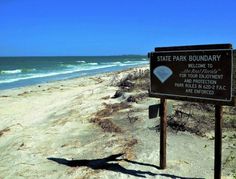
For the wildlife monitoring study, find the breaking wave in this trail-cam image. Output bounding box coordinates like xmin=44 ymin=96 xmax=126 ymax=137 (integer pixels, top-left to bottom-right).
xmin=0 ymin=57 xmax=148 ymax=86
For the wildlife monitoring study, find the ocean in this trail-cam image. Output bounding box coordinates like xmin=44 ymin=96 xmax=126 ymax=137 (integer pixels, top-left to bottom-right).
xmin=0 ymin=55 xmax=148 ymax=90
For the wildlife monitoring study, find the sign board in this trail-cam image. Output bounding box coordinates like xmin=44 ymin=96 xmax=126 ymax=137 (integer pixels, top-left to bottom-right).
xmin=148 ymin=44 xmax=235 ymax=178
xmin=149 ymin=44 xmax=235 ymax=106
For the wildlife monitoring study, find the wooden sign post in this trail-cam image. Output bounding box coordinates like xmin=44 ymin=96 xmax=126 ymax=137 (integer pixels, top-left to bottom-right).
xmin=149 ymin=44 xmax=235 ymax=179
xmin=160 ymin=98 xmax=167 ymax=169
xmin=215 ymin=104 xmax=223 ymax=179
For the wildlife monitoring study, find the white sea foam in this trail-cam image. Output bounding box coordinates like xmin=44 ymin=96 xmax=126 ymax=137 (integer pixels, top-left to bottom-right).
xmin=0 ymin=59 xmax=148 ymax=85
xmin=0 ymin=64 xmax=116 ymax=84
xmin=112 ymin=62 xmax=122 ymax=65
xmin=100 ymin=60 xmax=148 ymax=67
xmin=64 ymin=64 xmax=78 ymax=68
xmin=1 ymin=69 xmax=22 ymax=74
xmin=76 ymin=60 xmax=86 ymax=63
xmin=124 ymin=61 xmax=131 ymax=63
xmin=87 ymin=62 xmax=98 ymax=65
xmin=123 ymin=60 xmax=148 ymax=65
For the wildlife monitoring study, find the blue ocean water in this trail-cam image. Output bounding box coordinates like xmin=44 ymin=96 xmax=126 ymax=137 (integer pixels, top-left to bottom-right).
xmin=0 ymin=55 xmax=148 ymax=90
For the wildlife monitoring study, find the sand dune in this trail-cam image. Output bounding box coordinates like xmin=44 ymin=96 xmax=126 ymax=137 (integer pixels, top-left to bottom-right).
xmin=0 ymin=66 xmax=235 ymax=179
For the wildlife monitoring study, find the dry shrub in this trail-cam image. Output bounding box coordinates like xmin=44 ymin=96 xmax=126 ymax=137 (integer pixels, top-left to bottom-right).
xmin=171 ymin=102 xmax=236 ymax=136
xmin=125 ymin=139 xmax=138 ymax=148
xmin=0 ymin=95 xmax=9 ymax=98
xmin=111 ymin=90 xmax=124 ymax=99
xmin=115 ymin=69 xmax=150 ymax=92
xmin=167 ymin=115 xmax=214 ymax=137
xmin=90 ymin=102 xmax=131 ymax=133
xmin=90 ymin=77 xmax=104 ymax=84
xmin=181 ymin=102 xmax=214 ymax=112
xmin=0 ymin=127 xmax=10 ymax=137
xmin=90 ymin=118 xmax=122 ymax=133
xmin=118 ymin=79 xmax=134 ymax=92
xmin=101 ymin=96 xmax=110 ymax=100
xmin=127 ymin=96 xmax=137 ymax=103
xmin=122 ymin=138 xmax=138 ymax=160
xmin=96 ymin=103 xmax=131 ymax=118
xmin=127 ymin=110 xmax=139 ymax=123
xmin=127 ymin=92 xmax=149 ymax=103
xmin=224 ymin=120 xmax=236 ymax=129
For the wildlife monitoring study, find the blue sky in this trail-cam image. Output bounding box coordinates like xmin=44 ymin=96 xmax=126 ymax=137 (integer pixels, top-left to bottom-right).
xmin=0 ymin=0 xmax=235 ymax=56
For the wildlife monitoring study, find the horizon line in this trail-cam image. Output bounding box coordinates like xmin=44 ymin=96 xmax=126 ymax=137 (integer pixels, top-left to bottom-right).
xmin=0 ymin=54 xmax=147 ymax=58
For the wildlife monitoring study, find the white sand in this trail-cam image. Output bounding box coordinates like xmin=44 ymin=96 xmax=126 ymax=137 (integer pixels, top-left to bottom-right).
xmin=0 ymin=67 xmax=235 ymax=179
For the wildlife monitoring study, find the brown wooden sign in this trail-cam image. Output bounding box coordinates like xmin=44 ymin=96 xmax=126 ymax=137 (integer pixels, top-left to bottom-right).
xmin=149 ymin=44 xmax=235 ymax=106
xmin=148 ymin=44 xmax=235 ymax=179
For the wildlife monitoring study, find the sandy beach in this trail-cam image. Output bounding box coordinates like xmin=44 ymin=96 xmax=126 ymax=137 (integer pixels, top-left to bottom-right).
xmin=0 ymin=66 xmax=235 ymax=179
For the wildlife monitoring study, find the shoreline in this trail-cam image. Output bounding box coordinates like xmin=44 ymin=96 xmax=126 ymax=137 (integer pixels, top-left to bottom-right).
xmin=0 ymin=65 xmax=235 ymax=178
xmin=0 ymin=64 xmax=149 ymax=92
xmin=0 ymin=55 xmax=148 ymax=91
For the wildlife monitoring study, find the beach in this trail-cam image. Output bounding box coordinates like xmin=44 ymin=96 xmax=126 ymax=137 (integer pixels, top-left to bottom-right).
xmin=0 ymin=66 xmax=235 ymax=179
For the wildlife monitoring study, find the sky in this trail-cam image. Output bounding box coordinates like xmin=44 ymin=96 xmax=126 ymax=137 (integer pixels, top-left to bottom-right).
xmin=0 ymin=0 xmax=236 ymax=56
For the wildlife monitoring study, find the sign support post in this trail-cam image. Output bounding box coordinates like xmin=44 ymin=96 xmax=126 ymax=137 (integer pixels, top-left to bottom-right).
xmin=215 ymin=105 xmax=223 ymax=179
xmin=160 ymin=98 xmax=167 ymax=169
